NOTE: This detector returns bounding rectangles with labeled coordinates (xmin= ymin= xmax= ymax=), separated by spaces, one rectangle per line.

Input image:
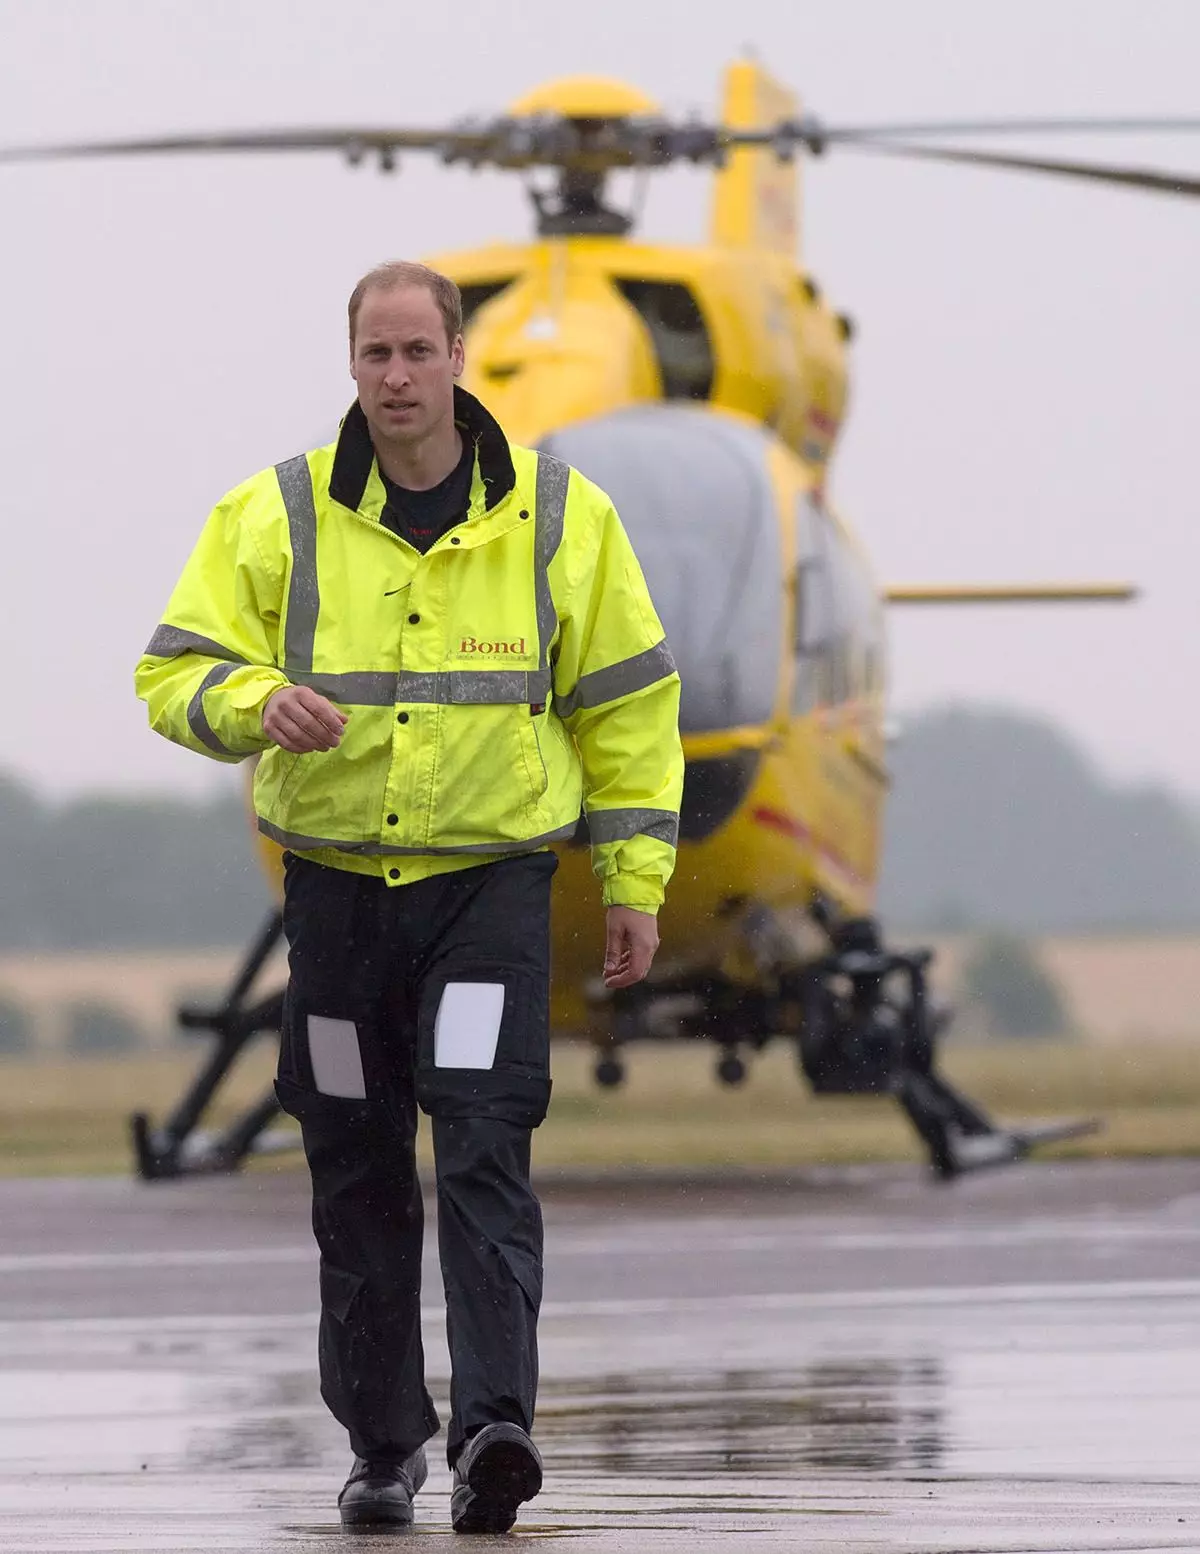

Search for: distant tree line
xmin=1 ymin=704 xmax=1199 ymax=950
xmin=0 ymin=774 xmax=269 ymax=950
xmin=879 ymin=706 xmax=1200 ymax=934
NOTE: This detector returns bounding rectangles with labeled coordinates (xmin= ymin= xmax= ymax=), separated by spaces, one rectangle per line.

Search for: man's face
xmin=351 ymin=284 xmax=464 ymax=445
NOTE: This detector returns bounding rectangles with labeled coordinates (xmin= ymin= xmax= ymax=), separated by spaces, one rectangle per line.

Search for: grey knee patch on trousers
xmin=307 ymin=1015 xmax=368 ymax=1099
xmin=433 ymin=983 xmax=505 ymax=1070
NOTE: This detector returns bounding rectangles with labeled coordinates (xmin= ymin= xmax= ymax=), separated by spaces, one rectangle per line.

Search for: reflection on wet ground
xmin=538 ymin=1361 xmax=946 ymax=1478
xmin=173 ymin=1360 xmax=949 ymax=1482
xmin=1 ymin=1162 xmax=1199 ymax=1549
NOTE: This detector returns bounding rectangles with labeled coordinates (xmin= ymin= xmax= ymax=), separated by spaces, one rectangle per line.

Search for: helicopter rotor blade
xmin=0 ymin=118 xmax=684 ymax=173
xmin=821 ymin=115 xmax=1200 ymax=143
xmin=0 ymin=127 xmax=455 ymax=164
xmin=829 ymin=138 xmax=1200 ymax=198
xmin=4 ymin=115 xmax=1199 ymax=195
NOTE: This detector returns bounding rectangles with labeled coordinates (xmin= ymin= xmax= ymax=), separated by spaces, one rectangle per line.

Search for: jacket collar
xmin=328 ymin=385 xmax=516 ymax=514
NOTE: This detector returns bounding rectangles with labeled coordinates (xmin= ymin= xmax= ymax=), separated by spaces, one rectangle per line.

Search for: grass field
xmin=1 ymin=1035 xmax=1198 ymax=1177
xmin=5 ymin=933 xmax=1200 ymax=1057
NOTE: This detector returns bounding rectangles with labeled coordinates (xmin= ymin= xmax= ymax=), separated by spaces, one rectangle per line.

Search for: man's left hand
xmin=603 ymin=906 xmax=660 ymax=989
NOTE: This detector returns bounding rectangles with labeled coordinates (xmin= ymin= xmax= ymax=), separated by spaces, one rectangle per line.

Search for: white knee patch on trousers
xmin=434 ymin=982 xmax=505 ymax=1070
xmin=306 ymin=1015 xmax=367 ymax=1099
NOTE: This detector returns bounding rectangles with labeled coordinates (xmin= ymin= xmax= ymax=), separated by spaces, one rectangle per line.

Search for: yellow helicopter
xmin=6 ymin=60 xmax=1191 ymax=1176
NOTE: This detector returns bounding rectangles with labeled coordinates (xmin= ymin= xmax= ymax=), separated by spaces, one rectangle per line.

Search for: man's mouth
xmin=383 ymin=399 xmax=418 ymax=412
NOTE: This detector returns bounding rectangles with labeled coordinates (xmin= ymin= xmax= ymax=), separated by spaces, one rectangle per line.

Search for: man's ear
xmin=451 ymin=334 xmax=465 ymax=378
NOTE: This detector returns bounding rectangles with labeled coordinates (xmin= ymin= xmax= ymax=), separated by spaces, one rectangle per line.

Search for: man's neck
xmin=374 ymin=420 xmax=463 ymax=492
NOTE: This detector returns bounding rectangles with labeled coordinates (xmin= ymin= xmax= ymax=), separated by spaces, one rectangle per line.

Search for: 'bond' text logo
xmin=460 ymin=635 xmax=527 ymax=656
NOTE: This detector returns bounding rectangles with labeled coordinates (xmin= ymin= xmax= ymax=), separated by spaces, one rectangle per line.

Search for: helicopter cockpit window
xmin=541 ymin=406 xmax=783 ymax=734
xmin=458 ymin=280 xmax=517 ymax=330
xmin=612 ymin=280 xmax=715 ymax=401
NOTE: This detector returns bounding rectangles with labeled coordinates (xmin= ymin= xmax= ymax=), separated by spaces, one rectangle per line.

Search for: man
xmin=134 ymin=260 xmax=683 ymax=1533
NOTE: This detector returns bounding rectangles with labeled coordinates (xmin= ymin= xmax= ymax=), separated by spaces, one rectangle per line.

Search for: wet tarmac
xmin=1 ymin=1158 xmax=1198 ymax=1549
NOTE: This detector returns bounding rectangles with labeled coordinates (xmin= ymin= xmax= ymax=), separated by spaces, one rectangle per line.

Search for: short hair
xmin=348 ymin=260 xmax=463 ymax=350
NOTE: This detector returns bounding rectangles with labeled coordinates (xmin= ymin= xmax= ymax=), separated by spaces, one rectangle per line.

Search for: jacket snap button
xmin=387 ymin=813 xmax=398 ymax=825
xmin=408 ymin=613 xmax=420 ymax=624
xmin=397 ymin=712 xmax=409 ymax=724
xmin=450 ymin=536 xmax=461 ymax=545
xmin=519 ymin=509 xmax=529 ymax=519
xmin=388 ymin=868 xmax=400 ymax=880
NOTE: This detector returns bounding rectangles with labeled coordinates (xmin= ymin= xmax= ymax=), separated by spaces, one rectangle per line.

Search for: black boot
xmin=451 ymin=1423 xmax=543 ymax=1534
xmin=338 ymin=1445 xmax=428 ymax=1528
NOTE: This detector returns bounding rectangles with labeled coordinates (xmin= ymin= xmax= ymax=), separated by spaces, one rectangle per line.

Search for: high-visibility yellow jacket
xmin=134 ymin=389 xmax=683 ymax=911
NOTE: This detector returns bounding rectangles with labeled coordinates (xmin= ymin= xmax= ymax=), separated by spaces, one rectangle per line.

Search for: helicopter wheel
xmin=716 ymin=1049 xmax=747 ymax=1086
xmin=594 ymin=1055 xmax=626 ymax=1089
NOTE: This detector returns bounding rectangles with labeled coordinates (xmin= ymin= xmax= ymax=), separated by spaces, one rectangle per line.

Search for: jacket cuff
xmin=602 ymin=875 xmax=664 ymax=912
xmin=224 ymin=667 xmax=291 ymax=748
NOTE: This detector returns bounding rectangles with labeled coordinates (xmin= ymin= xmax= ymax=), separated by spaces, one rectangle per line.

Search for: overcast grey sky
xmin=0 ymin=0 xmax=1197 ymax=800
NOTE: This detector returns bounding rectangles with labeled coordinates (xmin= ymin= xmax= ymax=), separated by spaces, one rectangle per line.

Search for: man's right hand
xmin=262 ymin=685 xmax=348 ymax=753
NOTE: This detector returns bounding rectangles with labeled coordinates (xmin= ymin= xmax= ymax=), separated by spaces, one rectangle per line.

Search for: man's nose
xmin=383 ymin=358 xmax=411 ymax=390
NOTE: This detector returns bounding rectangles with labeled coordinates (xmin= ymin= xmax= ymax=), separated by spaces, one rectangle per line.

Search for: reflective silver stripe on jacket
xmin=145 ymin=624 xmax=248 ymax=663
xmin=284 ymin=670 xmax=396 ymax=705
xmin=534 ymin=452 xmax=570 ymax=689
xmin=187 ymin=663 xmax=244 ymax=759
xmin=272 ymin=448 xmax=570 ymax=705
xmin=586 ymin=807 xmax=680 ymax=847
xmin=556 ymin=638 xmax=677 ymax=719
xmin=287 ymin=668 xmax=551 ymax=706
xmin=258 ymin=817 xmax=579 ymax=856
xmin=275 ymin=454 xmax=320 ymax=674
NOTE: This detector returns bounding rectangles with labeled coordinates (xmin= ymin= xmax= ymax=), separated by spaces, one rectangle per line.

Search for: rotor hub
xmin=508 ymin=76 xmax=661 ymax=123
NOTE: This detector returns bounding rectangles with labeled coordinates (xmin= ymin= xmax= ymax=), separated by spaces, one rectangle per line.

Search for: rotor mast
xmin=506 ymin=77 xmax=663 ymax=238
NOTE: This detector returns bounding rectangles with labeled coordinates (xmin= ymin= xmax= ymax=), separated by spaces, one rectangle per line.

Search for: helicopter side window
xmin=843 ymin=545 xmax=885 ymax=702
xmin=458 ymin=280 xmax=517 ymax=331
xmin=793 ymin=496 xmax=880 ymax=711
xmin=792 ymin=496 xmax=835 ymax=713
xmin=613 ymin=280 xmax=715 ymax=401
xmin=825 ymin=538 xmax=857 ymax=705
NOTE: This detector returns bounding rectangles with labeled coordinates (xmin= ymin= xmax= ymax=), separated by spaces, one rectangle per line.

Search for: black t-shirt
xmin=379 ymin=436 xmax=474 ymax=553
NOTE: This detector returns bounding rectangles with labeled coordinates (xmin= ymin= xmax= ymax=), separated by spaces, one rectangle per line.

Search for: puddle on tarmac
xmin=0 ymin=1330 xmax=1198 ymax=1550
xmin=3 ymin=1287 xmax=1200 ymax=1479
xmin=3 ymin=1335 xmax=1198 ymax=1483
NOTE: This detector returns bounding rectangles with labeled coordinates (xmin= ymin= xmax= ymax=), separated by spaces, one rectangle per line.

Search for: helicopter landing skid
xmin=129 ymin=910 xmax=289 ymax=1181
xmin=593 ymin=908 xmax=1100 ymax=1181
xmin=895 ymin=1069 xmax=1100 ymax=1181
xmin=797 ymin=918 xmax=1101 ymax=1178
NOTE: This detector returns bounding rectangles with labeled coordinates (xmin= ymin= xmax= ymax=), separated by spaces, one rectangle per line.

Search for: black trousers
xmin=275 ymin=851 xmax=555 ymax=1467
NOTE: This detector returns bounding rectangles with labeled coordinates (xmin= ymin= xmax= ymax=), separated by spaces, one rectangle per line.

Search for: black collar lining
xmin=328 ymin=386 xmax=516 ymax=514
